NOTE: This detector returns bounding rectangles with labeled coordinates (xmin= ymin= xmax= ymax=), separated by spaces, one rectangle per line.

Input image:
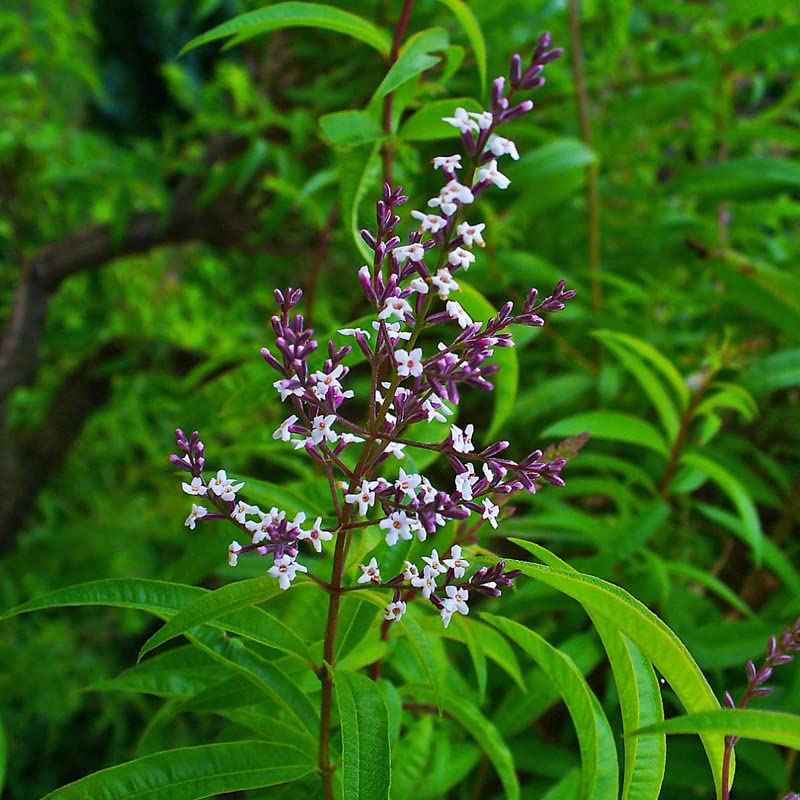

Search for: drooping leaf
xmin=484 ymin=614 xmax=619 ymax=800
xmin=634 ymin=709 xmax=800 ymax=749
xmin=335 ymin=669 xmax=391 ymax=800
xmin=138 ymin=577 xmax=311 ymax=663
xmin=372 ymin=28 xmax=449 ymax=104
xmin=542 ymin=411 xmax=669 ymax=456
xmin=435 ymin=0 xmax=486 ymax=89
xmin=40 ymin=741 xmax=315 ymax=800
xmin=179 ymin=2 xmax=391 ymax=57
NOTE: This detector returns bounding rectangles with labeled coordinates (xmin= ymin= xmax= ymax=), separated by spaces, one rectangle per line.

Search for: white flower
xmin=409 ymin=277 xmax=429 ymax=295
xmin=311 ymin=365 xmax=348 ymax=400
xmin=457 ymin=221 xmax=486 ymax=247
xmin=395 ymin=347 xmax=424 ymax=378
xmin=469 ymin=110 xmax=494 ymax=129
xmin=245 ymin=509 xmax=273 ymax=544
xmin=268 ymin=554 xmax=308 ymax=590
xmin=431 ymin=268 xmax=459 ymax=300
xmin=402 ymin=560 xmax=420 ymax=581
xmin=395 ymin=468 xmax=422 ymax=498
xmin=455 ymin=464 xmax=478 ymax=501
xmin=297 ymin=516 xmax=332 ymax=553
xmin=209 ymin=469 xmax=244 ymax=501
xmin=273 ymin=414 xmax=299 ymax=442
xmin=442 ymin=585 xmax=470 ymax=624
xmin=379 ymin=511 xmax=416 ymax=546
xmin=384 ymin=600 xmax=407 ymax=622
xmin=411 ymin=565 xmax=438 ymax=599
xmin=373 ymin=320 xmax=412 ymax=341
xmin=358 ymin=557 xmax=381 ymax=584
xmin=310 ymin=414 xmax=339 ymax=445
xmin=379 ymin=295 xmax=413 ymax=321
xmin=384 ymin=441 xmax=406 ymax=460
xmin=422 ymin=549 xmax=448 ymax=575
xmin=181 ymin=477 xmax=207 ymax=497
xmin=411 ymin=210 xmax=448 ymax=233
xmin=339 ymin=432 xmax=365 ymax=445
xmin=432 ymin=154 xmax=462 ymax=171
xmin=230 ymin=500 xmax=258 ymax=524
xmin=440 ymin=606 xmax=454 ymax=628
xmin=450 ymin=423 xmax=475 ymax=454
xmin=442 ymin=107 xmax=479 ymax=133
xmin=445 ymin=300 xmax=474 ymax=330
xmin=393 ymin=243 xmax=426 ymax=263
xmin=429 ymin=180 xmax=475 ymax=217
xmin=419 ymin=478 xmax=438 ymax=504
xmin=338 ymin=327 xmax=371 ymax=339
xmin=488 ymin=134 xmax=520 ymax=160
xmin=448 ymin=247 xmax=475 ymax=270
xmin=184 ymin=504 xmax=208 ymax=530
xmin=293 ymin=437 xmax=313 ymax=451
xmin=444 ymin=544 xmax=470 ymax=578
xmin=273 ymin=379 xmax=304 ymax=401
xmin=478 ymin=159 xmax=510 ymax=189
xmin=345 ymin=479 xmax=378 ymax=516
xmin=228 ymin=540 xmax=242 ymax=567
xmin=422 ymin=396 xmax=453 ymax=423
xmin=482 ymin=498 xmax=500 ymax=529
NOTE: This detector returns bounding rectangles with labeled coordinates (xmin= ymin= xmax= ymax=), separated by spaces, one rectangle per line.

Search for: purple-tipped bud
xmin=767 ymin=635 xmax=778 ymax=657
xmin=723 ymin=691 xmax=736 ymax=708
xmin=755 ymin=667 xmax=773 ymax=685
xmin=534 ymin=32 xmax=552 ymax=59
xmin=170 ymin=453 xmax=192 ymax=472
xmin=751 ymin=687 xmax=775 ymax=698
xmin=361 ymin=229 xmax=376 ymax=249
xmin=510 ymin=53 xmax=522 ymax=85
xmin=492 ymin=77 xmax=505 ymax=106
xmin=358 ymin=265 xmax=377 ymax=302
xmin=773 ymin=653 xmax=795 ymax=666
xmin=522 ymin=75 xmax=546 ymax=90
xmin=539 ymin=47 xmax=564 ymax=64
xmin=746 ymin=660 xmax=757 ymax=681
xmin=273 ymin=288 xmax=285 ymax=306
xmin=500 ymin=100 xmax=534 ymax=123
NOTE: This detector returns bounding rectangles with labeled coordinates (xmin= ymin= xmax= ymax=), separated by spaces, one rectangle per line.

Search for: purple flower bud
xmin=751 ymin=687 xmax=775 ymax=698
xmin=500 ymin=100 xmax=534 ymax=123
xmin=755 ymin=667 xmax=773 ymax=685
xmin=510 ymin=53 xmax=522 ymax=85
xmin=360 ymin=229 xmax=376 ymax=249
xmin=534 ymin=32 xmax=551 ymax=59
xmin=539 ymin=47 xmax=564 ymax=64
xmin=169 ymin=453 xmax=192 ymax=472
xmin=723 ymin=691 xmax=736 ymax=708
xmin=746 ymin=660 xmax=757 ymax=681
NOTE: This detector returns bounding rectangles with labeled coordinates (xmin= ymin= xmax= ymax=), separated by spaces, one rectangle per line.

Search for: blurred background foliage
xmin=0 ymin=0 xmax=798 ymax=797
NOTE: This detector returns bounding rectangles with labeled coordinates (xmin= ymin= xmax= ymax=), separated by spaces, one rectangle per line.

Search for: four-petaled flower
xmin=273 ymin=414 xmax=299 ymax=442
xmin=442 ymin=107 xmax=478 ymax=133
xmin=297 ymin=517 xmax=332 ymax=553
xmin=429 ymin=180 xmax=474 ymax=217
xmin=411 ymin=565 xmax=438 ymax=599
xmin=358 ymin=557 xmax=382 ymax=584
xmin=451 ymin=424 xmax=475 ymax=454
xmin=446 ymin=300 xmax=474 ymax=329
xmin=395 ymin=347 xmax=424 ymax=378
xmin=441 ymin=585 xmax=470 ymax=627
xmin=410 ymin=210 xmax=448 ymax=233
xmin=432 ymin=154 xmax=462 ymax=171
xmin=310 ymin=414 xmax=339 ymax=445
xmin=379 ymin=295 xmax=413 ymax=320
xmin=396 ymin=468 xmax=421 ymax=497
xmin=209 ymin=469 xmax=244 ymax=501
xmin=345 ymin=480 xmax=378 ymax=516
xmin=268 ymin=554 xmax=308 ymax=590
xmin=482 ymin=498 xmax=500 ymax=529
xmin=431 ymin=268 xmax=459 ymax=299
xmin=457 ymin=220 xmax=486 ymax=247
xmin=444 ymin=544 xmax=470 ymax=578
xmin=393 ymin=243 xmax=426 ymax=263
xmin=488 ymin=134 xmax=520 ymax=160
xmin=384 ymin=600 xmax=407 ymax=622
xmin=448 ymin=247 xmax=475 ymax=270
xmin=185 ymin=504 xmax=208 ymax=530
xmin=379 ymin=511 xmax=416 ymax=546
xmin=182 ymin=477 xmax=207 ymax=496
xmin=478 ymin=159 xmax=511 ymax=189
xmin=422 ymin=549 xmax=448 ymax=575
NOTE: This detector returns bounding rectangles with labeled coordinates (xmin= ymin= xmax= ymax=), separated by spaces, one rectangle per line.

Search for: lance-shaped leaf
xmin=483 ymin=614 xmax=619 ymax=800
xmin=542 ymin=411 xmax=669 ymax=456
xmin=40 ymin=741 xmax=314 ymax=800
xmin=335 ymin=669 xmax=391 ymax=800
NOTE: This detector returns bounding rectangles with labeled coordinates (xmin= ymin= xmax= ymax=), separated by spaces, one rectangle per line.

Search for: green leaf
xmin=435 ymin=0 xmax=486 ymax=89
xmin=741 ymin=349 xmax=800 ymax=395
xmin=501 ymin=544 xmax=726 ymax=797
xmin=191 ymin=629 xmax=319 ymax=742
xmin=319 ymin=110 xmax=383 ymax=147
xmin=398 ymin=97 xmax=482 ymax=141
xmin=677 ymin=158 xmax=800 ymax=200
xmin=542 ymin=411 xmax=669 ymax=456
xmin=406 ymin=686 xmax=519 ymax=800
xmin=594 ymin=622 xmax=666 ymax=800
xmin=483 ymin=614 xmax=619 ymax=800
xmin=513 ymin=139 xmax=597 ymax=181
xmin=634 ymin=709 xmax=800 ymax=749
xmin=335 ymin=670 xmax=391 ymax=800
xmin=457 ymin=280 xmax=518 ymax=438
xmin=334 ymin=595 xmax=382 ymax=662
xmin=372 ymin=27 xmax=449 ymax=104
xmin=399 ymin=610 xmax=445 ymax=712
xmin=340 ymin=141 xmax=382 ymax=262
xmin=179 ymin=2 xmax=391 ymax=57
xmin=662 ymin=561 xmax=756 ymax=619
xmin=460 ymin=617 xmax=488 ymax=700
xmin=138 ymin=577 xmax=311 ymax=663
xmin=40 ymin=741 xmax=314 ymax=800
xmin=678 ymin=451 xmax=764 ymax=564
xmin=593 ymin=334 xmax=680 ymax=440
xmin=0 ymin=714 xmax=6 ymax=797
xmin=592 ymin=330 xmax=689 ymax=408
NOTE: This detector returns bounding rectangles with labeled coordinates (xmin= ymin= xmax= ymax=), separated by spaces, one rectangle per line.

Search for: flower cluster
xmin=171 ymin=36 xmax=576 ymax=625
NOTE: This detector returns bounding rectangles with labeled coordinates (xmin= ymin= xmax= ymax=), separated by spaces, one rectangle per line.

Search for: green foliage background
xmin=0 ymin=0 xmax=798 ymax=798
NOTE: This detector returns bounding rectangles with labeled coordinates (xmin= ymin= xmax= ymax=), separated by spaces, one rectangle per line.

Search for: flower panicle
xmin=170 ymin=35 xmax=577 ymax=624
